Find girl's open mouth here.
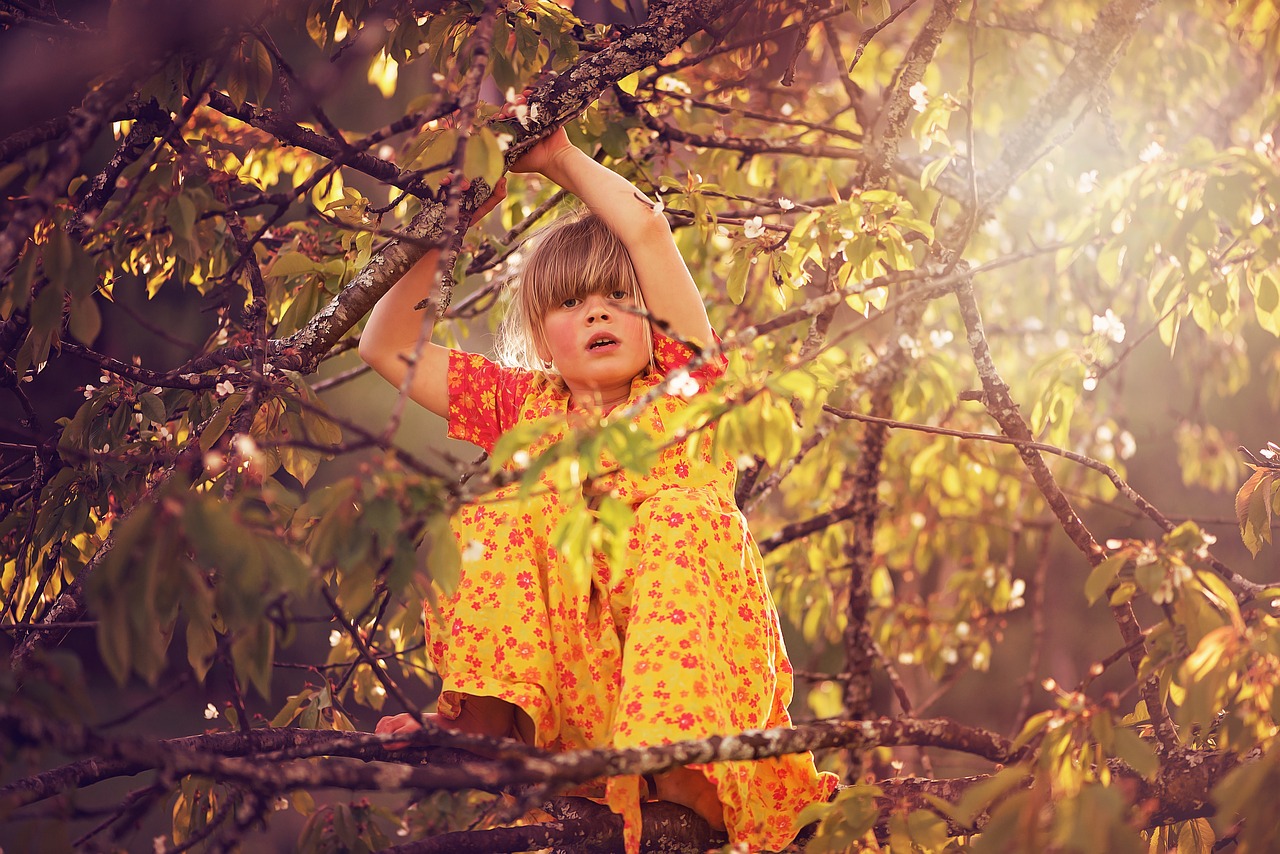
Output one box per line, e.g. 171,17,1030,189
587,334,619,350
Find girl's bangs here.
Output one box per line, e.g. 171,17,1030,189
522,230,635,319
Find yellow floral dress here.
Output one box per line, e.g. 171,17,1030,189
431,330,837,852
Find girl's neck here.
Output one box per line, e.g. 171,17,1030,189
565,378,636,416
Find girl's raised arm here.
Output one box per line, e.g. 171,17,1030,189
511,130,714,346
358,179,506,420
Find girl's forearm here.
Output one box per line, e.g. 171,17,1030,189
359,247,444,362
539,147,665,247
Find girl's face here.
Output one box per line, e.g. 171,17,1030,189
537,288,649,409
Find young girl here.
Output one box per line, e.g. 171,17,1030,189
361,126,837,852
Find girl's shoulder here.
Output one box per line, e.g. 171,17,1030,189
446,349,551,451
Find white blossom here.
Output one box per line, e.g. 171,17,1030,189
908,81,929,112
215,379,235,397
669,369,700,398
1139,141,1165,163
204,703,219,720
329,629,342,648
461,540,485,562
1076,170,1100,194
777,197,795,210
1117,430,1137,460
742,216,765,239
83,384,96,399
1092,308,1126,343
274,797,290,811
233,434,258,458
154,836,169,854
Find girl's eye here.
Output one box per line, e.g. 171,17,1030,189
608,289,629,300
561,297,581,308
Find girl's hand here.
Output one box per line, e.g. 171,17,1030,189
375,712,422,749
509,126,573,176
498,92,572,175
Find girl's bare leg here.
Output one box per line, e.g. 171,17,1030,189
426,694,515,739
653,766,727,831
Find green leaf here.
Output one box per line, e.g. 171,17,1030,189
68,296,101,344
3,241,38,315
139,392,167,425
1111,727,1158,780
1176,818,1215,854
1252,271,1280,336
267,251,318,278
199,392,245,453
920,152,953,190
425,513,460,598
1085,553,1128,604
943,765,1032,827
231,621,275,698
168,193,196,244
464,127,504,187
1010,709,1054,753
727,252,750,304
271,688,314,727
1236,470,1274,555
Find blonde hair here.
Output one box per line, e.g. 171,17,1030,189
494,210,654,377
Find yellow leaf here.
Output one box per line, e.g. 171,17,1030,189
367,51,399,98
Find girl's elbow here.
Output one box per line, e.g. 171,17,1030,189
626,210,675,249
357,334,386,368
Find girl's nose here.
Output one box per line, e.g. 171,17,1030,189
586,298,609,323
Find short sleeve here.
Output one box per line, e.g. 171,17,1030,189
652,328,727,387
446,351,535,452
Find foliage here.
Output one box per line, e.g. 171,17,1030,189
2,0,1280,851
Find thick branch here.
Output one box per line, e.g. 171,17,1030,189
1,712,1015,811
